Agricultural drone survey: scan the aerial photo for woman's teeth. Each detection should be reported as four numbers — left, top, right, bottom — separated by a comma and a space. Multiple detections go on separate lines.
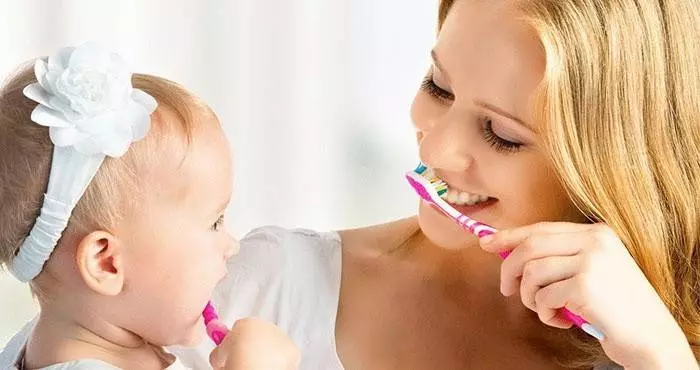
422, 168, 491, 206
441, 188, 490, 206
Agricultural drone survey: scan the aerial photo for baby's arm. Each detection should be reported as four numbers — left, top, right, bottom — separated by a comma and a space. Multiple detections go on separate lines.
208, 317, 300, 370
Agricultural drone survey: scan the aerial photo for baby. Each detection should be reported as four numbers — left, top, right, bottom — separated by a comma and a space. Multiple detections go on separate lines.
0, 42, 299, 369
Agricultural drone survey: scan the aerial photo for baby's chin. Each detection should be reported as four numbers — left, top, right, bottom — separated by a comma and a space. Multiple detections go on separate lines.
168, 315, 207, 347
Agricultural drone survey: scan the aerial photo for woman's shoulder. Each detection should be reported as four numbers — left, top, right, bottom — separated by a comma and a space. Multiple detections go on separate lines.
337, 216, 420, 258
227, 217, 418, 278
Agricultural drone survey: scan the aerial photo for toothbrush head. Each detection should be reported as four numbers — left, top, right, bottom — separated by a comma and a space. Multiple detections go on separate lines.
406, 163, 448, 204
405, 163, 498, 239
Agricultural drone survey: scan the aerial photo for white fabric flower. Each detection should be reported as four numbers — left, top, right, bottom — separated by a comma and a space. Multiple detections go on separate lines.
23, 41, 157, 157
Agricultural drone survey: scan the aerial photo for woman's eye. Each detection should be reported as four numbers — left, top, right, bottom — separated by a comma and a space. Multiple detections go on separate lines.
481, 117, 523, 153
421, 73, 454, 102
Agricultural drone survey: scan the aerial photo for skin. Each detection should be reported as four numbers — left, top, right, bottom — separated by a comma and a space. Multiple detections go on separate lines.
335, 1, 696, 369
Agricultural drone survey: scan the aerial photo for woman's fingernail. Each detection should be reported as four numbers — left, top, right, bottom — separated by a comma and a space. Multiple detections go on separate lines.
480, 235, 495, 244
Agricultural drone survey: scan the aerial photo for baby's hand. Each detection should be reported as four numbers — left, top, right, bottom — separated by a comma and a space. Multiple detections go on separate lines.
209, 317, 301, 370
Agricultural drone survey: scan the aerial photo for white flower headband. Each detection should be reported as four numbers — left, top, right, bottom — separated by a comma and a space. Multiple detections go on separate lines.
11, 42, 157, 282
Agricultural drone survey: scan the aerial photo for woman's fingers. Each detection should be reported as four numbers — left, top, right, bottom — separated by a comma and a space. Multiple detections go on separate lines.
479, 221, 595, 254
496, 231, 586, 296
533, 277, 587, 330
519, 255, 581, 312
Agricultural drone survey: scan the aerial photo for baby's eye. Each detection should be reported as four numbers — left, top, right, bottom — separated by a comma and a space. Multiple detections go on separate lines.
211, 215, 225, 231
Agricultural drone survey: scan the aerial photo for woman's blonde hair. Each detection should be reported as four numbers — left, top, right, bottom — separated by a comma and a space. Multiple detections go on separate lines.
0, 61, 208, 280
438, 0, 699, 366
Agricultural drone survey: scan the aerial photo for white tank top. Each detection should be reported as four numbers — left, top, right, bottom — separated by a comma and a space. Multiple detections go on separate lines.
172, 226, 345, 369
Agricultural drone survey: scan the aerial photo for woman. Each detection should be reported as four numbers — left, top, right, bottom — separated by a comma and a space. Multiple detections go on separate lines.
177, 0, 699, 368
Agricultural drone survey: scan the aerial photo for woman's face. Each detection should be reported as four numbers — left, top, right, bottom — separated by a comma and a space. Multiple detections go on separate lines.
412, 0, 588, 249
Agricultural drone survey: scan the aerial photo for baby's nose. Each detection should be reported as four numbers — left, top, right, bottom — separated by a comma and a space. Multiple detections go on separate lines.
224, 237, 240, 260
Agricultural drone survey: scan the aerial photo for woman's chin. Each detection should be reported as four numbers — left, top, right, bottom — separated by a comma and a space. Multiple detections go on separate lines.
417, 201, 480, 250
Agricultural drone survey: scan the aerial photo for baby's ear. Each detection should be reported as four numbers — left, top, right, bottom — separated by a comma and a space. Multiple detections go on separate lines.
75, 231, 124, 296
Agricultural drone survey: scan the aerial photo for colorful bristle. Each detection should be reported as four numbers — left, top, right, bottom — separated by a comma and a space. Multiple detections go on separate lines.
429, 176, 448, 196
416, 164, 448, 197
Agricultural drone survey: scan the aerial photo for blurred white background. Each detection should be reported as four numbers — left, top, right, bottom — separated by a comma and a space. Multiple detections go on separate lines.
0, 0, 437, 345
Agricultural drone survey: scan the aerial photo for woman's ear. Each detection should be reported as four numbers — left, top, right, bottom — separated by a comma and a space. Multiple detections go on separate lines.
75, 231, 124, 296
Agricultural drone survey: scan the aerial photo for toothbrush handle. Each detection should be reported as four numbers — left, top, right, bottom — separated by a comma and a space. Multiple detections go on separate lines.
203, 301, 230, 345
465, 220, 605, 340
206, 319, 230, 345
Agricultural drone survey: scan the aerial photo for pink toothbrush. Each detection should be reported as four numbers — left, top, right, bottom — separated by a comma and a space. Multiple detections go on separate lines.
203, 300, 229, 345
405, 163, 605, 341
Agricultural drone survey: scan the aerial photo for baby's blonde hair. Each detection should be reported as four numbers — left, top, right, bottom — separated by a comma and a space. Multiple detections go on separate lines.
0, 61, 210, 279
437, 0, 700, 367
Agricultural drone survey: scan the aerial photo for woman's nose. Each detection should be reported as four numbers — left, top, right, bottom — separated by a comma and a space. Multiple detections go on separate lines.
419, 112, 475, 172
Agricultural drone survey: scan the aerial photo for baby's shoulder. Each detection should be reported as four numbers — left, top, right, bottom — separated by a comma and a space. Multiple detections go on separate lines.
0, 318, 35, 369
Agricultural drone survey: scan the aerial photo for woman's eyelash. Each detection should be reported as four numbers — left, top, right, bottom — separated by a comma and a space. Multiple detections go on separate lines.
481, 118, 523, 153
421, 74, 454, 101
211, 215, 225, 231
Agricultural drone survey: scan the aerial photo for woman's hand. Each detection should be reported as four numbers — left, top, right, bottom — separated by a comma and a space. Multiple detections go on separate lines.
209, 317, 301, 370
479, 222, 697, 369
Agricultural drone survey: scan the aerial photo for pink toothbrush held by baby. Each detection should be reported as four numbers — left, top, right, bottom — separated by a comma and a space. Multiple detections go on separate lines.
405, 162, 605, 341
203, 300, 229, 345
